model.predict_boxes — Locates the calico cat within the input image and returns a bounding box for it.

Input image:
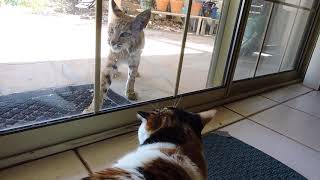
[84,0,151,112]
[83,107,217,180]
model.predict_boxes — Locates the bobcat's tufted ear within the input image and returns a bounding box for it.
[131,9,151,33]
[109,0,125,18]
[198,109,217,126]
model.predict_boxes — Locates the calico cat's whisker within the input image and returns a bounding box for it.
[173,97,178,108]
[173,96,178,108]
[175,96,183,108]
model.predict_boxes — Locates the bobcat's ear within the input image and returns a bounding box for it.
[131,9,151,33]
[109,0,125,18]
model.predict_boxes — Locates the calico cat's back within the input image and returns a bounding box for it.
[83,107,217,180]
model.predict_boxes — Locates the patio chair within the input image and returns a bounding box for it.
[75,0,95,9]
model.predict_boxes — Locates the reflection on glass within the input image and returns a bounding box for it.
[234,0,313,80]
[275,0,315,9]
[0,1,95,131]
[233,0,272,80]
[280,9,310,71]
[299,0,315,9]
[274,0,316,8]
[255,4,297,76]
[275,0,300,6]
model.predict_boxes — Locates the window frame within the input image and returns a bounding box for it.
[0,0,319,169]
[229,0,320,96]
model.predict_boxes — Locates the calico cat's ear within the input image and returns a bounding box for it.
[198,109,217,126]
[131,9,151,33]
[137,111,150,122]
[110,0,125,18]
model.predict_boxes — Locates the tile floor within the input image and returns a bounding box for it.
[1,83,320,180]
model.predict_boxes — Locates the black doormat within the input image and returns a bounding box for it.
[0,84,131,131]
[203,132,306,180]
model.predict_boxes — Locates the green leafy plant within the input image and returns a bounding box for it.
[18,0,48,12]
[4,0,20,6]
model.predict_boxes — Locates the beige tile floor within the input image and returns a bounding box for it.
[1,83,320,180]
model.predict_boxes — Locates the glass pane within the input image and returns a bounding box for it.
[179,0,222,93]
[0,2,95,131]
[280,9,310,71]
[233,0,272,80]
[269,0,316,9]
[275,0,316,9]
[255,4,297,76]
[96,0,183,112]
[177,0,242,92]
[274,0,300,6]
[299,0,315,9]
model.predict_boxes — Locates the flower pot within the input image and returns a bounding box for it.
[140,0,153,10]
[191,2,202,16]
[170,0,183,14]
[182,1,202,15]
[155,0,170,11]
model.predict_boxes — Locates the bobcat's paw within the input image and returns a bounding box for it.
[126,91,138,101]
[83,105,94,114]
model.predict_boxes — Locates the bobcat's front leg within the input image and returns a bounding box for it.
[125,63,139,100]
[83,64,114,113]
[112,64,121,78]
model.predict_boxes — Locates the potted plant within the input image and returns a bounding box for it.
[155,0,170,11]
[191,0,202,16]
[170,0,183,13]
[182,0,202,16]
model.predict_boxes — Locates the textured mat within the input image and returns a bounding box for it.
[203,132,306,180]
[0,84,131,131]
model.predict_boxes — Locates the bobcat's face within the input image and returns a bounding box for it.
[108,22,133,53]
[107,0,151,53]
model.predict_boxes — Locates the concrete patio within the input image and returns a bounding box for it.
[0,7,215,104]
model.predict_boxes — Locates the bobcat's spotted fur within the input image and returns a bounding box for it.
[84,0,151,112]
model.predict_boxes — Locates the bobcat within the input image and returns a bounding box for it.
[84,0,151,112]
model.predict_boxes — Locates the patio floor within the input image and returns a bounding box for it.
[0,7,215,101]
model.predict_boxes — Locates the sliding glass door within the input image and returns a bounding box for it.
[234,0,317,80]
[0,0,319,169]
[0,0,243,162]
[230,0,318,95]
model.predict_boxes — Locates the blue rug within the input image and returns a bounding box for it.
[203,132,306,180]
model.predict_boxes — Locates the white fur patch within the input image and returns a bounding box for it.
[137,116,150,145]
[113,142,204,180]
[114,142,175,168]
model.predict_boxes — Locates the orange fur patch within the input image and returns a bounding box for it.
[140,158,193,180]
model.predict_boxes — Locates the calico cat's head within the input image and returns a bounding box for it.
[137,107,217,145]
[107,0,151,53]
